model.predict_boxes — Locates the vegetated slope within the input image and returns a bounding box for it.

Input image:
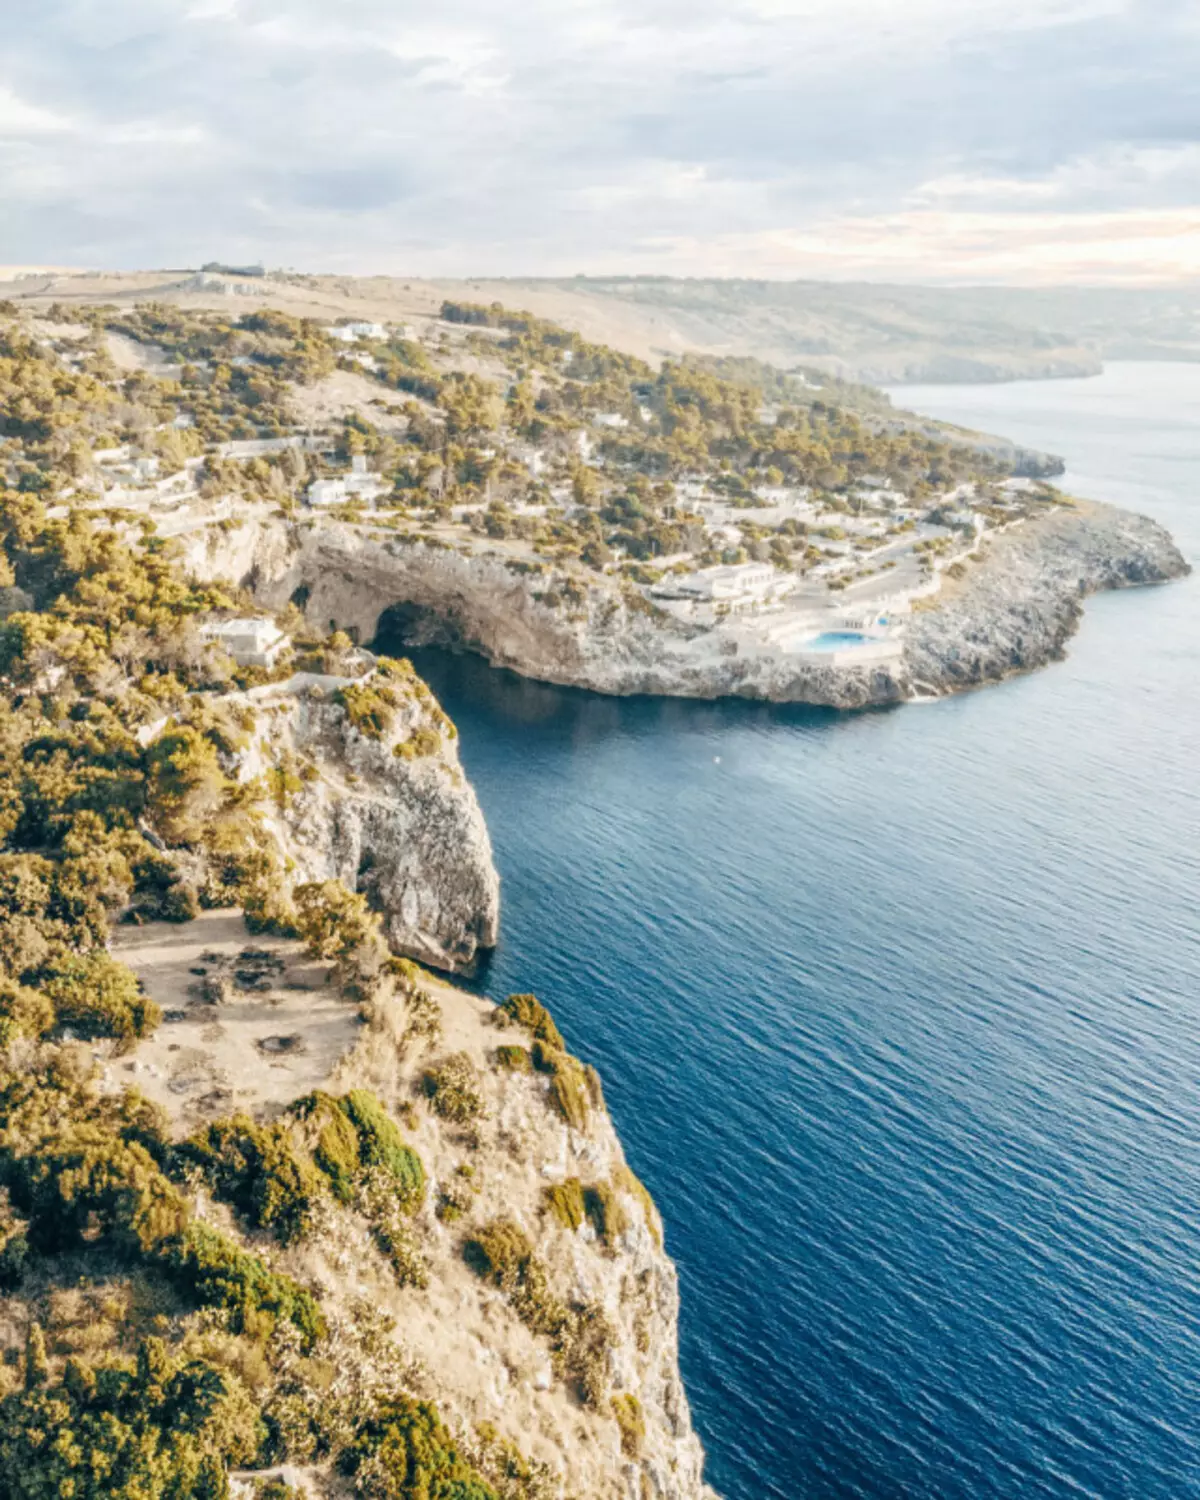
[0,301,712,1498]
[487,278,1200,384]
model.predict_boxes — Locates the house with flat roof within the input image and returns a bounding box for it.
[307,456,387,507]
[201,618,291,668]
[651,561,793,621]
[329,321,387,343]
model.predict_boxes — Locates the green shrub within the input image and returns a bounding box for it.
[393,724,442,760]
[0,980,54,1046]
[338,1090,425,1206]
[42,952,161,1046]
[291,1091,362,1202]
[611,1394,644,1459]
[493,1044,531,1073]
[357,1168,429,1289]
[498,993,564,1050]
[157,881,200,922]
[422,1054,485,1124]
[0,1336,263,1500]
[343,1395,498,1500]
[583,1181,627,1246]
[162,1223,325,1349]
[543,1178,585,1231]
[178,1116,327,1244]
[549,1056,591,1132]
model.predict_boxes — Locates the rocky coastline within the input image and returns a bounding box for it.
[186,499,1188,714]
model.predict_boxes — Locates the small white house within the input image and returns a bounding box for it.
[308,478,348,507]
[201,618,291,668]
[593,412,630,430]
[329,321,387,343]
[307,458,386,508]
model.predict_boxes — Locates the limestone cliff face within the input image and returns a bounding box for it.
[322,973,719,1500]
[233,680,500,971]
[183,500,1187,714]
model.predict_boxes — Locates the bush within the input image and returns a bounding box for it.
[157,881,200,923]
[344,1395,498,1500]
[357,1168,429,1289]
[498,993,564,1051]
[583,1181,627,1246]
[162,1223,325,1349]
[543,1178,585,1231]
[422,1054,485,1124]
[178,1116,327,1245]
[0,1336,263,1500]
[492,1044,531,1073]
[0,980,54,1046]
[290,1091,362,1202]
[338,1090,425,1207]
[42,952,161,1045]
[541,1051,591,1132]
[611,1394,644,1459]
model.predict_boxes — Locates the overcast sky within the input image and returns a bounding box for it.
[2,0,1198,282]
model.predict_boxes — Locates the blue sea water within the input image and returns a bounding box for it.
[401,363,1200,1500]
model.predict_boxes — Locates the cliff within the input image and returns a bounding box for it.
[108,910,717,1500]
[229,676,500,973]
[184,500,1187,712]
[903,501,1190,695]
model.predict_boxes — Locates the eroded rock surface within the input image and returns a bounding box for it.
[187,499,1187,711]
[236,680,500,971]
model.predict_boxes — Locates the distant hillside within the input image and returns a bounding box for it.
[490,278,1200,385]
[7,268,1199,385]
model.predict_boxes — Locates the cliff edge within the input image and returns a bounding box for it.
[186,500,1187,712]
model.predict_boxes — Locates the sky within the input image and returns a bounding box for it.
[1,0,1199,283]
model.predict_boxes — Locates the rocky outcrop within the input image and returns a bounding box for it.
[183,500,1187,714]
[331,974,719,1500]
[904,501,1189,695]
[234,677,500,971]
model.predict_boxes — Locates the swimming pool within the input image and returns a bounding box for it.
[800,631,875,651]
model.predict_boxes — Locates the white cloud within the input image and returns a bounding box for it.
[0,0,1196,280]
[0,85,72,137]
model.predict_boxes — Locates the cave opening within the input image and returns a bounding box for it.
[372,601,467,656]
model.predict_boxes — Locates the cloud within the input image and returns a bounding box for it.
[0,0,1196,280]
[643,207,1200,283]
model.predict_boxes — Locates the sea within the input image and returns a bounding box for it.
[395,363,1200,1500]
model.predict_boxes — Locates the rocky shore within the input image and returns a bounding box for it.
[903,501,1189,697]
[185,499,1187,714]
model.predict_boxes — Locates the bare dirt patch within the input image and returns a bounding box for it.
[111,909,362,1134]
[289,369,415,435]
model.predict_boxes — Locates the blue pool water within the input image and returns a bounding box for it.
[396,364,1200,1500]
[802,630,873,650]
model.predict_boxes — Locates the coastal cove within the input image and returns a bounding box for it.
[400,364,1200,1500]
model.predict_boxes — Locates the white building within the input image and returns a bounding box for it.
[308,478,348,507]
[329,321,387,343]
[593,412,630,430]
[201,618,291,668]
[652,562,793,619]
[307,455,387,507]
